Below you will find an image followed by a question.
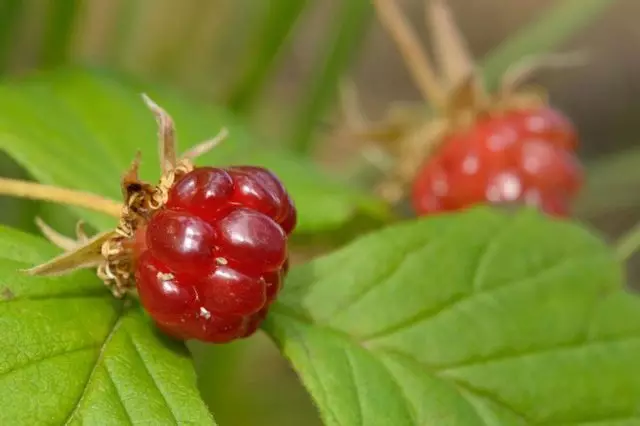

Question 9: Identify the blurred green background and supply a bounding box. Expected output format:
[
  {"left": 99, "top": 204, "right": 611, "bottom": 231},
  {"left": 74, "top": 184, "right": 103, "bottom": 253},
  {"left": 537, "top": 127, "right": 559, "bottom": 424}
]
[{"left": 0, "top": 0, "right": 638, "bottom": 424}]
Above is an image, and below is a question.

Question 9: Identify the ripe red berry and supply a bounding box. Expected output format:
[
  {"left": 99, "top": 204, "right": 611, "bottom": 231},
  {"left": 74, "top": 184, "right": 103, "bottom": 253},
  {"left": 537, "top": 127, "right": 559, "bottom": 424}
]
[
  {"left": 213, "top": 208, "right": 287, "bottom": 273},
  {"left": 133, "top": 165, "right": 295, "bottom": 344},
  {"left": 411, "top": 107, "right": 583, "bottom": 217},
  {"left": 166, "top": 167, "right": 234, "bottom": 222},
  {"left": 227, "top": 166, "right": 295, "bottom": 227},
  {"left": 134, "top": 251, "right": 198, "bottom": 323},
  {"left": 145, "top": 209, "right": 217, "bottom": 274},
  {"left": 262, "top": 270, "right": 282, "bottom": 304},
  {"left": 197, "top": 266, "right": 267, "bottom": 316}
]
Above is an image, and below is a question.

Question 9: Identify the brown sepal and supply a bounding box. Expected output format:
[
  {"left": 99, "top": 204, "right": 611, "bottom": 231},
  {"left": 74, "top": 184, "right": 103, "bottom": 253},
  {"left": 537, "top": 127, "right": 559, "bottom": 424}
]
[{"left": 23, "top": 229, "right": 118, "bottom": 277}]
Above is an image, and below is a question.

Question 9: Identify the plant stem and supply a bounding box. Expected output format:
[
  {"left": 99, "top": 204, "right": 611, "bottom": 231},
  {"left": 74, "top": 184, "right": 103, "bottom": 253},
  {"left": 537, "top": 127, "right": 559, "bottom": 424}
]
[
  {"left": 0, "top": 177, "right": 121, "bottom": 218},
  {"left": 615, "top": 221, "right": 640, "bottom": 262}
]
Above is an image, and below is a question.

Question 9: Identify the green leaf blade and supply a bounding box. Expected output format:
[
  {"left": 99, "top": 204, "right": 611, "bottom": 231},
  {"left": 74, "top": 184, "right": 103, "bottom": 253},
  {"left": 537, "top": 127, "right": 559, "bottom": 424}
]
[
  {"left": 0, "top": 226, "right": 215, "bottom": 425},
  {"left": 268, "top": 208, "right": 640, "bottom": 425},
  {"left": 0, "top": 69, "right": 390, "bottom": 235}
]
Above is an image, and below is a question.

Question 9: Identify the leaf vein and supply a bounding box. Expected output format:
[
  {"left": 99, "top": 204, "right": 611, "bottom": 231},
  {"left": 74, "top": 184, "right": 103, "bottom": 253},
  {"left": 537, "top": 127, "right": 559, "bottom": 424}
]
[
  {"left": 0, "top": 344, "right": 97, "bottom": 381},
  {"left": 104, "top": 360, "right": 134, "bottom": 425},
  {"left": 359, "top": 254, "right": 604, "bottom": 344},
  {"left": 471, "top": 214, "right": 519, "bottom": 290},
  {"left": 343, "top": 348, "right": 363, "bottom": 426},
  {"left": 126, "top": 332, "right": 179, "bottom": 425},
  {"left": 324, "top": 238, "right": 442, "bottom": 323},
  {"left": 63, "top": 308, "right": 125, "bottom": 425},
  {"left": 436, "top": 334, "right": 640, "bottom": 373}
]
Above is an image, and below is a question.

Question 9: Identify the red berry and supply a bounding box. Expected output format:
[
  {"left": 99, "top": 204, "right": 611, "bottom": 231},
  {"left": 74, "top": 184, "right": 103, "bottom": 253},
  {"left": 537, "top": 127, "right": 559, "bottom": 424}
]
[
  {"left": 124, "top": 224, "right": 148, "bottom": 262},
  {"left": 134, "top": 165, "right": 295, "bottom": 344},
  {"left": 226, "top": 166, "right": 291, "bottom": 227},
  {"left": 516, "top": 140, "right": 583, "bottom": 195},
  {"left": 508, "top": 108, "right": 578, "bottom": 150},
  {"left": 213, "top": 208, "right": 287, "bottom": 273},
  {"left": 242, "top": 308, "right": 268, "bottom": 338},
  {"left": 157, "top": 310, "right": 248, "bottom": 343},
  {"left": 263, "top": 270, "right": 282, "bottom": 304},
  {"left": 145, "top": 209, "right": 217, "bottom": 274},
  {"left": 166, "top": 167, "right": 234, "bottom": 222},
  {"left": 134, "top": 251, "right": 199, "bottom": 323},
  {"left": 411, "top": 107, "right": 582, "bottom": 217},
  {"left": 279, "top": 194, "right": 297, "bottom": 235},
  {"left": 198, "top": 266, "right": 267, "bottom": 316}
]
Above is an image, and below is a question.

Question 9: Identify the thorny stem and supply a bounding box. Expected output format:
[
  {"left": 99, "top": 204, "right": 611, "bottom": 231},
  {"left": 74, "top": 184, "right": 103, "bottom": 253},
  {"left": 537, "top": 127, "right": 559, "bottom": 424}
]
[
  {"left": 615, "top": 221, "right": 640, "bottom": 262},
  {"left": 372, "top": 0, "right": 445, "bottom": 109},
  {"left": 0, "top": 177, "right": 121, "bottom": 218}
]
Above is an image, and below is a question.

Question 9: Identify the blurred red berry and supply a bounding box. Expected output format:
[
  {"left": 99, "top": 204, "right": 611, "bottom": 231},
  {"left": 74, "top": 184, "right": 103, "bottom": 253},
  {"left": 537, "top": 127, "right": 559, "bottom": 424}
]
[{"left": 411, "top": 107, "right": 583, "bottom": 217}]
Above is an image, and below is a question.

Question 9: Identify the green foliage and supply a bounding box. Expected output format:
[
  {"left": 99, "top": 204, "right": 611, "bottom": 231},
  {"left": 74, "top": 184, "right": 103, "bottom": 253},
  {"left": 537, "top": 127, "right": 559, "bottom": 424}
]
[
  {"left": 40, "top": 0, "right": 82, "bottom": 69},
  {"left": 0, "top": 0, "right": 23, "bottom": 73},
  {"left": 266, "top": 207, "right": 640, "bottom": 425},
  {"left": 576, "top": 146, "right": 640, "bottom": 219},
  {"left": 288, "top": 0, "right": 372, "bottom": 154},
  {"left": 0, "top": 226, "right": 215, "bottom": 425},
  {"left": 0, "top": 69, "right": 390, "bottom": 235},
  {"left": 227, "top": 0, "right": 311, "bottom": 112}
]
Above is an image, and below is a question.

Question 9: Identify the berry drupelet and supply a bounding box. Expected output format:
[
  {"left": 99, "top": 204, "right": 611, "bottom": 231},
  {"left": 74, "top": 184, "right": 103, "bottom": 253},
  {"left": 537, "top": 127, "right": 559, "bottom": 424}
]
[{"left": 134, "top": 166, "right": 296, "bottom": 343}]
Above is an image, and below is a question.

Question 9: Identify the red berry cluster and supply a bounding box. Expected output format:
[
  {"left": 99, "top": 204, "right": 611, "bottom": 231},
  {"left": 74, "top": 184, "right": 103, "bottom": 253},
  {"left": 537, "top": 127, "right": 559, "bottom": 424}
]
[
  {"left": 133, "top": 166, "right": 296, "bottom": 343},
  {"left": 411, "top": 107, "right": 583, "bottom": 217}
]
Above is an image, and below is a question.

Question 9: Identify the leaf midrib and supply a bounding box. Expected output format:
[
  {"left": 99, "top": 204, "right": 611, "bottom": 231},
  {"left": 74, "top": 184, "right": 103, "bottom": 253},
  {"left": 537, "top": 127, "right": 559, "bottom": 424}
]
[{"left": 62, "top": 306, "right": 125, "bottom": 425}]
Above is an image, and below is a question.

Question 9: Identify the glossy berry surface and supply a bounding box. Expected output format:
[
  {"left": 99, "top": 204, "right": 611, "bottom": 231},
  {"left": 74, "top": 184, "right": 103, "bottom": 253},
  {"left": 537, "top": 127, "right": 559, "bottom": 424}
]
[
  {"left": 411, "top": 107, "right": 583, "bottom": 217},
  {"left": 134, "top": 165, "right": 296, "bottom": 343}
]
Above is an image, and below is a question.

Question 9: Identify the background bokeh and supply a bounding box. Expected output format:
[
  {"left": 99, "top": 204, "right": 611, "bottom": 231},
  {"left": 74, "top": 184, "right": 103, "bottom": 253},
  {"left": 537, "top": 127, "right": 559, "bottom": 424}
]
[{"left": 0, "top": 0, "right": 637, "bottom": 424}]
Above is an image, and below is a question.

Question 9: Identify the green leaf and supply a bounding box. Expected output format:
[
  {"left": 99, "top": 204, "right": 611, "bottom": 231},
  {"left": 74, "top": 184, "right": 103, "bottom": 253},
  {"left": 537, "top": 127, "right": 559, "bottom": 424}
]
[
  {"left": 226, "top": 0, "right": 311, "bottom": 112},
  {"left": 39, "top": 0, "right": 82, "bottom": 69},
  {"left": 0, "top": 226, "right": 215, "bottom": 425},
  {"left": 267, "top": 207, "right": 640, "bottom": 425},
  {"left": 575, "top": 146, "right": 640, "bottom": 219},
  {"left": 481, "top": 0, "right": 614, "bottom": 90},
  {"left": 288, "top": 0, "right": 372, "bottom": 155},
  {"left": 0, "top": 0, "right": 24, "bottom": 73},
  {"left": 0, "top": 68, "right": 390, "bottom": 234}
]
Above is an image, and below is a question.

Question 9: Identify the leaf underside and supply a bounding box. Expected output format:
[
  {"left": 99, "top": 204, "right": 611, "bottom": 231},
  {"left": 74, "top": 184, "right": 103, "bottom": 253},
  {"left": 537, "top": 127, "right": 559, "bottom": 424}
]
[
  {"left": 0, "top": 226, "right": 215, "bottom": 425},
  {"left": 0, "top": 68, "right": 390, "bottom": 235},
  {"left": 267, "top": 207, "right": 640, "bottom": 426}
]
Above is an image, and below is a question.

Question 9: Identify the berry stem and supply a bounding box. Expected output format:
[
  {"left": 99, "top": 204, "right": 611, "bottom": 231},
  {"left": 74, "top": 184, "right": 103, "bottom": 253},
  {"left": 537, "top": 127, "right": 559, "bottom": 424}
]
[
  {"left": 0, "top": 177, "right": 121, "bottom": 217},
  {"left": 615, "top": 221, "right": 640, "bottom": 262},
  {"left": 373, "top": 0, "right": 445, "bottom": 109}
]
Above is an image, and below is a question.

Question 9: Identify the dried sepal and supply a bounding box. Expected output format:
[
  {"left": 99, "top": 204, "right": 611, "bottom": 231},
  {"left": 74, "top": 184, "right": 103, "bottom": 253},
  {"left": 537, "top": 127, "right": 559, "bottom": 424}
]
[
  {"left": 428, "top": 0, "right": 485, "bottom": 108},
  {"left": 142, "top": 93, "right": 177, "bottom": 175},
  {"left": 375, "top": 118, "right": 449, "bottom": 202},
  {"left": 23, "top": 226, "right": 117, "bottom": 277},
  {"left": 499, "top": 50, "right": 589, "bottom": 97},
  {"left": 372, "top": 0, "right": 445, "bottom": 108},
  {"left": 34, "top": 218, "right": 85, "bottom": 251},
  {"left": 181, "top": 127, "right": 229, "bottom": 162}
]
